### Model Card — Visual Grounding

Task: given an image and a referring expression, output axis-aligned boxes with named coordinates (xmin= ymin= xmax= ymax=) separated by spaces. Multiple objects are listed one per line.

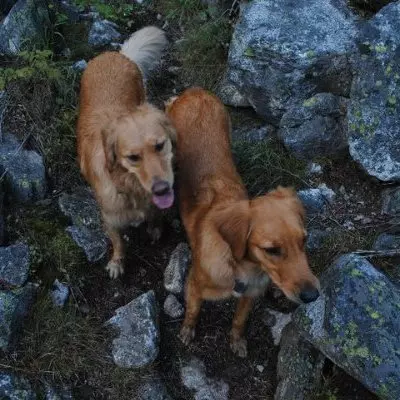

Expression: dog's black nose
xmin=152 ymin=181 xmax=170 ymax=196
xmin=299 ymin=287 xmax=320 ymax=303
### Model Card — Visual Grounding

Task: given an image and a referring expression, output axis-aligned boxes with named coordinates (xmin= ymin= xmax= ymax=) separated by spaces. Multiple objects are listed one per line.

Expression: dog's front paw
xmin=106 ymin=259 xmax=124 ymax=279
xmin=179 ymin=325 xmax=195 ymax=346
xmin=230 ymin=336 xmax=248 ymax=358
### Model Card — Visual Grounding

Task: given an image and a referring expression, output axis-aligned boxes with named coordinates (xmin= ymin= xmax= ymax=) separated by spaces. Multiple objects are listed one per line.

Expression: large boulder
xmin=0 ymin=134 xmax=46 ymax=203
xmin=293 ymin=254 xmax=400 ymax=399
xmin=88 ymin=19 xmax=121 ymax=48
xmin=348 ymin=2 xmax=400 ymax=181
xmin=0 ymin=243 xmax=30 ymax=289
xmin=279 ymin=93 xmax=348 ymax=159
xmin=58 ymin=188 xmax=108 ymax=263
xmin=0 ymin=0 xmax=51 ymax=55
xmin=227 ymin=0 xmax=357 ymax=124
xmin=275 ymin=323 xmax=325 ymax=400
xmin=0 ymin=283 xmax=36 ymax=351
xmin=107 ymin=291 xmax=159 ymax=368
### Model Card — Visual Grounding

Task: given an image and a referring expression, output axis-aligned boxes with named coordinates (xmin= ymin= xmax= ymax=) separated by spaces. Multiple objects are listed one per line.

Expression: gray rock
xmin=0 ymin=134 xmax=46 ymax=203
xmin=0 ymin=372 xmax=36 ymax=399
xmin=216 ymin=76 xmax=250 ymax=108
xmin=44 ymin=384 xmax=73 ymax=400
xmin=0 ymin=284 xmax=36 ymax=351
xmin=293 ymin=253 xmax=400 ymax=400
xmin=163 ymin=294 xmax=184 ymax=319
xmin=227 ymin=0 xmax=357 ymax=124
xmin=108 ymin=291 xmax=159 ymax=368
xmin=58 ymin=188 xmax=108 ymax=263
xmin=66 ymin=225 xmax=107 ymax=263
xmin=306 ymin=162 xmax=323 ymax=177
xmin=50 ymin=279 xmax=69 ymax=307
xmin=181 ymin=358 xmax=229 ymax=400
xmin=348 ymin=3 xmax=400 ymax=182
xmin=231 ymin=125 xmax=275 ymax=143
xmin=274 ymin=323 xmax=325 ymax=400
xmin=0 ymin=0 xmax=51 ymax=55
xmin=88 ymin=19 xmax=121 ymax=48
xmin=264 ymin=309 xmax=292 ymax=346
xmin=71 ymin=59 xmax=87 ymax=72
xmin=138 ymin=375 xmax=172 ymax=400
xmin=0 ymin=243 xmax=30 ymax=288
xmin=297 ymin=184 xmax=336 ymax=215
xmin=381 ymin=187 xmax=400 ymax=216
xmin=279 ymin=93 xmax=348 ymax=159
xmin=306 ymin=229 xmax=330 ymax=252
xmin=164 ymin=243 xmax=191 ymax=295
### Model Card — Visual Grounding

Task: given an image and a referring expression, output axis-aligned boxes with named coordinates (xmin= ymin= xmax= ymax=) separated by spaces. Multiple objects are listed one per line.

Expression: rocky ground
xmin=0 ymin=0 xmax=399 ymax=399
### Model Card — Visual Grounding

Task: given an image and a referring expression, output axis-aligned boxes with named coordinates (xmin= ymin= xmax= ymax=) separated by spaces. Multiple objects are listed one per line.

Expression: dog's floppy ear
xmin=214 ymin=201 xmax=250 ymax=262
xmin=102 ymin=122 xmax=117 ymax=172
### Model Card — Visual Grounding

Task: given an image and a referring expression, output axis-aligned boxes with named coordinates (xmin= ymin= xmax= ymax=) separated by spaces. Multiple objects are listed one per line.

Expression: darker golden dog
xmin=166 ymin=88 xmax=320 ymax=357
xmin=77 ymin=27 xmax=176 ymax=278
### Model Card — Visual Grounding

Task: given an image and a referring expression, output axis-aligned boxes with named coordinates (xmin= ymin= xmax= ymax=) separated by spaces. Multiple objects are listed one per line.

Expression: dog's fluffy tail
xmin=120 ymin=26 xmax=168 ymax=80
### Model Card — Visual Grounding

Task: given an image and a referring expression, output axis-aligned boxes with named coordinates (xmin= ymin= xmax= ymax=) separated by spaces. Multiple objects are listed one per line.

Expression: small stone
xmin=88 ymin=19 xmax=121 ymax=48
xmin=256 ymin=365 xmax=264 ymax=373
xmin=59 ymin=188 xmax=108 ymax=263
xmin=50 ymin=279 xmax=69 ymax=307
xmin=0 ymin=243 xmax=30 ymax=288
xmin=0 ymin=284 xmax=36 ymax=351
xmin=71 ymin=60 xmax=88 ymax=72
xmin=343 ymin=220 xmax=355 ymax=230
xmin=164 ymin=243 xmax=191 ymax=295
xmin=0 ymin=134 xmax=46 ymax=203
xmin=264 ymin=309 xmax=292 ymax=346
xmin=107 ymin=291 xmax=159 ymax=368
xmin=163 ymin=294 xmax=184 ymax=318
xmin=216 ymin=75 xmax=250 ymax=108
xmin=181 ymin=357 xmax=229 ymax=400
xmin=297 ymin=184 xmax=335 ymax=216
xmin=306 ymin=162 xmax=323 ymax=177
xmin=0 ymin=372 xmax=35 ymax=399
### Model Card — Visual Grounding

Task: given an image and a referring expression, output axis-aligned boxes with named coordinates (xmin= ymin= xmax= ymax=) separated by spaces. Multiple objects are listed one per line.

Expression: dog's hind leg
xmin=105 ymin=226 xmax=125 ymax=279
xmin=230 ymin=296 xmax=253 ymax=358
xmin=179 ymin=269 xmax=202 ymax=345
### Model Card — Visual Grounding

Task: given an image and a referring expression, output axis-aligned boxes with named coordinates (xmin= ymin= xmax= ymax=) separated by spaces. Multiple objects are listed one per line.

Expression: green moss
xmin=303 ymin=96 xmax=318 ymax=107
xmin=374 ymin=44 xmax=387 ymax=53
xmin=385 ymin=64 xmax=393 ymax=76
xmin=305 ymin=50 xmax=316 ymax=58
xmin=376 ymin=80 xmax=383 ymax=87
xmin=244 ymin=47 xmax=256 ymax=58
xmin=350 ymin=268 xmax=363 ymax=277
xmin=387 ymin=95 xmax=397 ymax=107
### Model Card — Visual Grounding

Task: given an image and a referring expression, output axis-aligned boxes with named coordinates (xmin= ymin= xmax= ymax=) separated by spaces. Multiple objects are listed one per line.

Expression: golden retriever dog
xmin=166 ymin=88 xmax=320 ymax=357
xmin=77 ymin=26 xmax=176 ymax=278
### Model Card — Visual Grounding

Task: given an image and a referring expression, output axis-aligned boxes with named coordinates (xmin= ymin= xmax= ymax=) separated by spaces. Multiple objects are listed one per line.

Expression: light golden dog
xmin=77 ymin=27 xmax=176 ymax=278
xmin=166 ymin=88 xmax=320 ymax=357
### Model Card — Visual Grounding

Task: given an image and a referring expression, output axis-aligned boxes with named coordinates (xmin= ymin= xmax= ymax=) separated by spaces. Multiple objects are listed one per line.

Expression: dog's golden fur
xmin=77 ymin=27 xmax=176 ymax=278
xmin=166 ymin=88 xmax=320 ymax=357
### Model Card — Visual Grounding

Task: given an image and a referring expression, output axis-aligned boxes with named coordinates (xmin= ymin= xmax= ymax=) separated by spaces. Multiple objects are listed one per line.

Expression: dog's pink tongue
xmin=152 ymin=191 xmax=174 ymax=209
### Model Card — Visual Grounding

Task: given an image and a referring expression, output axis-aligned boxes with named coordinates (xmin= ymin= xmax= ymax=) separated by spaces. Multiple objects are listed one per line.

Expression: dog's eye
xmin=155 ymin=141 xmax=165 ymax=152
xmin=128 ymin=154 xmax=140 ymax=163
xmin=265 ymin=247 xmax=282 ymax=256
